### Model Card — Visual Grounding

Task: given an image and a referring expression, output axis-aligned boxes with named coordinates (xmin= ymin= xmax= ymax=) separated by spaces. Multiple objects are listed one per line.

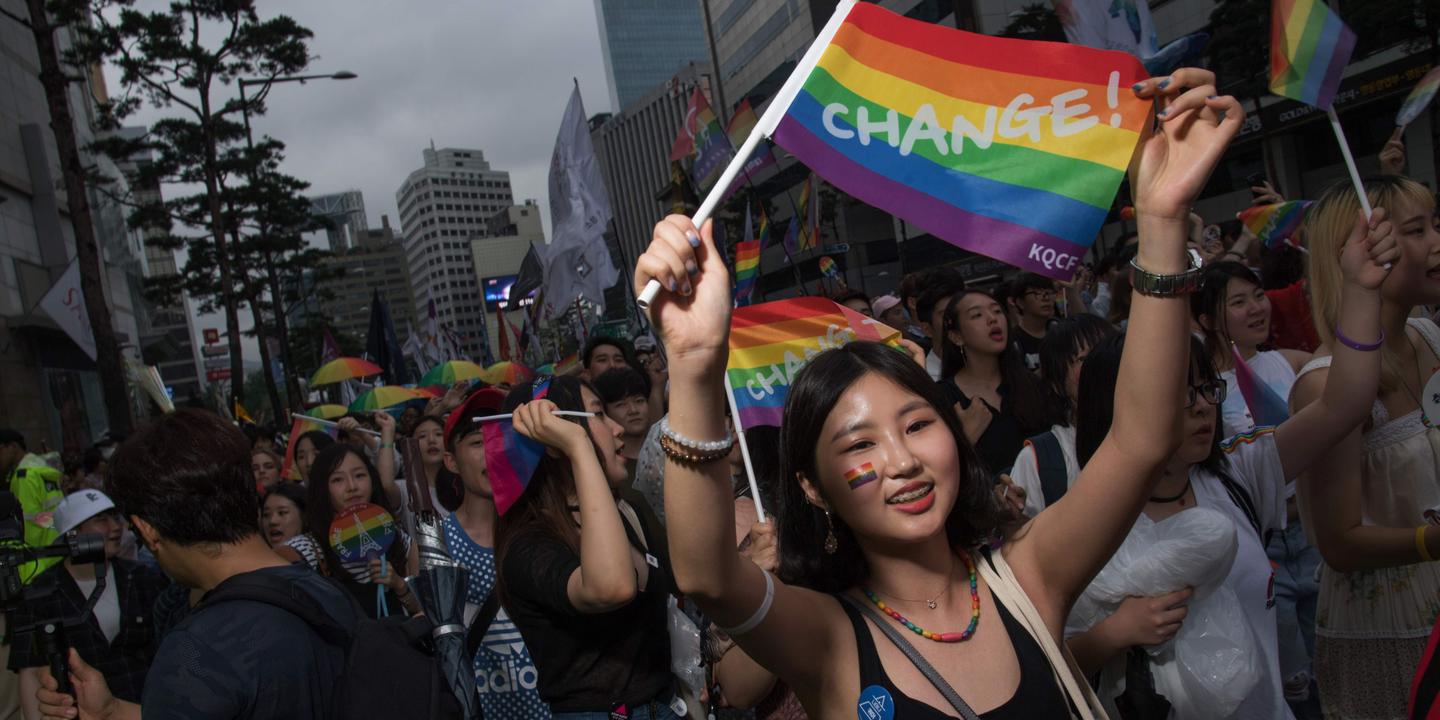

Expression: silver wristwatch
xmin=1128 ymin=249 xmax=1203 ymax=297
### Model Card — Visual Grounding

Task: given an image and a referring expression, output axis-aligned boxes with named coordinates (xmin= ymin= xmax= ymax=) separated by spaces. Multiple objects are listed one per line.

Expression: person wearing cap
xmin=439 ymin=388 xmax=551 ymax=719
xmin=10 ymin=490 xmax=166 ymax=720
xmin=872 ymin=294 xmax=908 ymax=333
xmin=0 ymin=429 xmax=65 ymax=584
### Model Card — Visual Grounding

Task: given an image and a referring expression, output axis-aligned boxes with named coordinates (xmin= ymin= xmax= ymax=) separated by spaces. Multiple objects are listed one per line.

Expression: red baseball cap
xmin=443 ymin=387 xmax=507 ymax=449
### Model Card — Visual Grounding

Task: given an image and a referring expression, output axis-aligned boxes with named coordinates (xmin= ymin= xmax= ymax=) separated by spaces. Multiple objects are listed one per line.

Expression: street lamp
xmin=235 ymin=70 xmax=357 ymax=415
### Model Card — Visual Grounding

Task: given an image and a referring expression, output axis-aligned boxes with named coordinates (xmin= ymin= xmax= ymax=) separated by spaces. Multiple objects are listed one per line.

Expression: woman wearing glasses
xmin=1061 ymin=208 xmax=1397 ymax=719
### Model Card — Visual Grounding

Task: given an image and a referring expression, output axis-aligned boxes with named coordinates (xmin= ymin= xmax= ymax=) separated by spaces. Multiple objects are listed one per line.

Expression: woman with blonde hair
xmin=1293 ymin=174 xmax=1440 ymax=718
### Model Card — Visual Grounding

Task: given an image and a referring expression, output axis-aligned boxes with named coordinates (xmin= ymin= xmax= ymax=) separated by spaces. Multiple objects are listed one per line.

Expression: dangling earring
xmin=824 ymin=510 xmax=839 ymax=554
xmin=958 ymin=345 xmax=968 ymax=365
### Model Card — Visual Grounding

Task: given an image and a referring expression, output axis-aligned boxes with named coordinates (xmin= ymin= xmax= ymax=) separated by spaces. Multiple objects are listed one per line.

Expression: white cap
xmin=54 ymin=490 xmax=116 ymax=536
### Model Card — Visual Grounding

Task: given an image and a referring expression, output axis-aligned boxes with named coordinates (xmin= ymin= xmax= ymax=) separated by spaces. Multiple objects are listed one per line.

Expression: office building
xmin=471 ymin=203 xmax=544 ymax=363
xmin=309 ymin=190 xmax=368 ymax=252
xmin=315 ymin=214 xmax=417 ymax=349
xmin=395 ymin=146 xmax=514 ymax=361
xmin=590 ymin=62 xmax=716 ymax=287
xmin=1 ymin=15 xmax=149 ymax=451
xmin=594 ymin=0 xmax=710 ymax=111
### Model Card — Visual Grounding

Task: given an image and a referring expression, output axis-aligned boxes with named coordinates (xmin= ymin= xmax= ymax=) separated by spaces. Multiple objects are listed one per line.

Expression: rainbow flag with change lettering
xmin=766 ymin=1 xmax=1149 ymax=280
xmin=727 ymin=297 xmax=901 ymax=428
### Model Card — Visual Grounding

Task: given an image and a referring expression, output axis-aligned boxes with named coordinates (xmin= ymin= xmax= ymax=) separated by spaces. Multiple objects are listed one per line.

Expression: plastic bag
xmin=1069 ymin=507 xmax=1257 ymax=718
xmin=668 ymin=596 xmax=706 ymax=706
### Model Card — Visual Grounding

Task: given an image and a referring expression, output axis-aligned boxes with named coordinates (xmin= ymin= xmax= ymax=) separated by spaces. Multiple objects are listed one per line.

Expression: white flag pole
xmin=1327 ymin=107 xmax=1374 ymax=218
xmin=723 ymin=373 xmax=766 ymax=522
xmin=637 ymin=0 xmax=859 ymax=310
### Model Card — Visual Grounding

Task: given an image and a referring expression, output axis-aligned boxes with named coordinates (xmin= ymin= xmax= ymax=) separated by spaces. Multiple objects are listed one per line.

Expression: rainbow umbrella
xmin=349 ymin=386 xmax=429 ymax=412
xmin=410 ymin=385 xmax=445 ymax=398
xmin=533 ymin=363 xmax=555 ymax=376
xmin=482 ymin=361 xmax=534 ymax=386
xmin=304 ymin=404 xmax=349 ymax=420
xmin=419 ymin=360 xmax=485 ymax=387
xmin=309 ymin=357 xmax=383 ymax=386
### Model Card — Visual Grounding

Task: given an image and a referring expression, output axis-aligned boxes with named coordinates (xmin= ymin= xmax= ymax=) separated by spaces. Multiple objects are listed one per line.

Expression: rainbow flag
xmin=483 ymin=421 xmax=545 ymax=516
xmin=782 ymin=177 xmax=814 ymax=254
xmin=845 ymin=462 xmax=879 ymax=489
xmin=757 ymin=206 xmax=773 ymax=249
xmin=819 ymin=255 xmax=841 ymax=282
xmin=673 ymin=88 xmax=734 ymax=191
xmin=555 ymin=352 xmax=581 ymax=376
xmin=1269 ymin=0 xmax=1356 ymax=109
xmin=1233 ymin=345 xmax=1290 ymax=427
xmin=1397 ymin=67 xmax=1440 ymax=127
xmin=727 ymin=297 xmax=902 ymax=428
xmin=723 ymin=99 xmax=778 ymax=197
xmin=1238 ymin=201 xmax=1313 ymax=249
xmin=734 ymin=240 xmax=761 ymax=306
xmin=764 ymin=1 xmax=1148 ymax=280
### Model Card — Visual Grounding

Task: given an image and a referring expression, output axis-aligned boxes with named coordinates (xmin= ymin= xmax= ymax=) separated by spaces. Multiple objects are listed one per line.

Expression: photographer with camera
xmin=11 ymin=491 xmax=165 ymax=720
xmin=34 ymin=409 xmax=361 ymax=720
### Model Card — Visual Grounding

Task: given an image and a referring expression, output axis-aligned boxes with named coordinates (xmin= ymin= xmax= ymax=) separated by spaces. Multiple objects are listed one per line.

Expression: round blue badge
xmin=857 ymin=684 xmax=895 ymax=720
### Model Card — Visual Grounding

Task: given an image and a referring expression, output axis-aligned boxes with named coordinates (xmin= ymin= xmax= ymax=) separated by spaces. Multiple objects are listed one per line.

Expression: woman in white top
xmin=1294 ymin=175 xmax=1440 ymax=719
xmin=1192 ymin=261 xmax=1310 ymax=437
xmin=1064 ymin=208 xmax=1397 ymax=719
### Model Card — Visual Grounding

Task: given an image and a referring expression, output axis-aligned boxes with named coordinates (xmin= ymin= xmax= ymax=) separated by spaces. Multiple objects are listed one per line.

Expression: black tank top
xmin=839 ymin=590 xmax=1071 ymax=719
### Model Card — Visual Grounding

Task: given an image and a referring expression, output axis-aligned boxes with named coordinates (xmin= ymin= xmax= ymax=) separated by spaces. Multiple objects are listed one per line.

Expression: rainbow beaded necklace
xmin=862 ymin=550 xmax=981 ymax=642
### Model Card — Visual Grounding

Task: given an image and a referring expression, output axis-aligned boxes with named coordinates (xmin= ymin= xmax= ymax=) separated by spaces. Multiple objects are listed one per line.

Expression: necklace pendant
xmin=927 ymin=600 xmax=938 ymax=610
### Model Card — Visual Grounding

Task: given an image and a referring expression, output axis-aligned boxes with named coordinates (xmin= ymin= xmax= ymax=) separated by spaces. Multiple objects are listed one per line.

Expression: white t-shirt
xmin=74 ymin=565 xmax=120 ymax=643
xmin=1008 ymin=424 xmax=1079 ymax=518
xmin=1188 ymin=429 xmax=1291 ymax=720
xmin=925 ymin=350 xmax=943 ymax=381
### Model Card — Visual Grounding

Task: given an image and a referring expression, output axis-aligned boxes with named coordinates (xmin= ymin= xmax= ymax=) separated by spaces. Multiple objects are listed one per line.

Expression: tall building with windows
xmin=309 ymin=190 xmax=368 ymax=252
xmin=395 ymin=146 xmax=513 ymax=361
xmin=316 ymin=215 xmax=417 ymax=347
xmin=593 ymin=0 xmax=710 ymax=111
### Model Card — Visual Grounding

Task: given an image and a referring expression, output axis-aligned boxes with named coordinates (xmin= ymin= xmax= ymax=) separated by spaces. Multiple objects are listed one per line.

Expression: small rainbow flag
xmin=727 ymin=297 xmax=902 ymax=428
xmin=1238 ymin=201 xmax=1313 ymax=249
xmin=757 ymin=206 xmax=773 ymax=249
xmin=1269 ymin=0 xmax=1356 ymax=109
xmin=819 ymin=256 xmax=841 ymax=282
xmin=672 ymin=88 xmax=734 ymax=191
xmin=1397 ymin=67 xmax=1440 ymax=127
xmin=782 ymin=176 xmax=814 ymax=254
xmin=723 ymin=99 xmax=777 ymax=197
xmin=555 ymin=352 xmax=581 ymax=376
xmin=483 ymin=420 xmax=546 ymax=516
xmin=1233 ymin=345 xmax=1290 ymax=427
xmin=765 ymin=2 xmax=1149 ymax=280
xmin=734 ymin=240 xmax=761 ymax=306
xmin=845 ymin=463 xmax=879 ymax=489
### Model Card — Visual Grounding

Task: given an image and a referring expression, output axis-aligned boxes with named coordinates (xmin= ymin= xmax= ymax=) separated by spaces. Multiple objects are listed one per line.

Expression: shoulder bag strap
xmin=1028 ymin=431 xmax=1069 ymax=507
xmin=836 ymin=594 xmax=981 ymax=720
xmin=976 ymin=547 xmax=1107 ymax=720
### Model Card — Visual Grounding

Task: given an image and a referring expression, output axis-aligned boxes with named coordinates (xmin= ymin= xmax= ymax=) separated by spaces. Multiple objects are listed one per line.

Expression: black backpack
xmin=200 ymin=572 xmax=468 ymax=720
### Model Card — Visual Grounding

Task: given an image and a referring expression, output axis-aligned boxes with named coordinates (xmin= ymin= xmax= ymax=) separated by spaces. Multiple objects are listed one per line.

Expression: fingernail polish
xmin=1156 ymin=108 xmax=1168 ymax=118
xmin=1207 ymin=95 xmax=1217 ymax=100
xmin=1131 ymin=82 xmax=1144 ymax=92
xmin=687 ymin=231 xmax=701 ymax=248
xmin=668 ymin=278 xmax=678 ymax=292
xmin=686 ymin=260 xmax=699 ymax=275
xmin=1158 ymin=78 xmax=1171 ymax=89
xmin=682 ymin=282 xmax=693 ymax=295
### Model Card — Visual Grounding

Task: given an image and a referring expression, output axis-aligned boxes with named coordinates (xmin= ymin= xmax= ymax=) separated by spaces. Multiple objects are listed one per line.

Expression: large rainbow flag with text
xmin=762 ymin=1 xmax=1150 ymax=280
xmin=726 ymin=297 xmax=901 ymax=428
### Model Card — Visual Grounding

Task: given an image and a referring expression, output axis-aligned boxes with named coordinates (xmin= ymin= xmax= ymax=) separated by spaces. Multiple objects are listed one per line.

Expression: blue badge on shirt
xmin=858 ymin=685 xmax=894 ymax=720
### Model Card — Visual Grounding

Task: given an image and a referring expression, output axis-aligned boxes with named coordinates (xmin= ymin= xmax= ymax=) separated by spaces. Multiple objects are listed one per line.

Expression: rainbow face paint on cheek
xmin=845 ymin=463 xmax=879 ymax=490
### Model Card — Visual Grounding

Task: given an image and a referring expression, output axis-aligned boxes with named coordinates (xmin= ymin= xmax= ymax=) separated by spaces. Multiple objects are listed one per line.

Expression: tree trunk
xmin=198 ymin=94 xmax=245 ymax=407
xmin=265 ymin=253 xmax=303 ymax=410
xmin=248 ymin=293 xmax=284 ymax=424
xmin=25 ymin=0 xmax=133 ymax=434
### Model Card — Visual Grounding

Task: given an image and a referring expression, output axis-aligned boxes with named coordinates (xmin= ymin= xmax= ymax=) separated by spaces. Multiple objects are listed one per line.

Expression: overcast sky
xmin=105 ymin=1 xmax=615 ymax=375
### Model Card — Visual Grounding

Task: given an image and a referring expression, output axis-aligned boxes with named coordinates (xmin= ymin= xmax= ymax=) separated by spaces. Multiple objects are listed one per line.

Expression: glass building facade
xmin=594 ymin=0 xmax=710 ymax=111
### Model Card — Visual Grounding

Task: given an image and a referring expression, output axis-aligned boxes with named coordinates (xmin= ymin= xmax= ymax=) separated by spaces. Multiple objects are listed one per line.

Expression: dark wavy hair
xmin=493 ymin=376 xmax=606 ymax=605
xmin=305 ymin=444 xmax=407 ymax=578
xmin=1075 ymin=333 xmax=1227 ymax=477
xmin=776 ymin=342 xmax=1003 ymax=594
xmin=1038 ymin=315 xmax=1118 ymax=423
xmin=940 ymin=289 xmax=1058 ymax=431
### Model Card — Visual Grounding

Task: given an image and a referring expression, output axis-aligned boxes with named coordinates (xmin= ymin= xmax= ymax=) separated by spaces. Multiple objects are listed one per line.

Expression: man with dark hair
xmin=914 ymin=275 xmax=968 ymax=381
xmin=0 ymin=428 xmax=64 ymax=583
xmin=35 ymin=408 xmax=361 ymax=720
xmin=581 ymin=336 xmax=632 ymax=380
xmin=1007 ymin=273 xmax=1058 ymax=371
xmin=594 ymin=367 xmax=653 ymax=482
xmin=439 ymin=390 xmax=550 ymax=719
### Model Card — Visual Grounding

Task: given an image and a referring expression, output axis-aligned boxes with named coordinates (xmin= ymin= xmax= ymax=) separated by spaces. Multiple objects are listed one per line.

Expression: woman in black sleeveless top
xmin=635 ymin=67 xmax=1241 ymax=719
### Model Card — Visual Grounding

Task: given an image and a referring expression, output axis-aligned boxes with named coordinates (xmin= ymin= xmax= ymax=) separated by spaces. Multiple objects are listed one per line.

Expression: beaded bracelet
xmin=1335 ymin=326 xmax=1384 ymax=352
xmin=659 ymin=433 xmax=733 ymax=465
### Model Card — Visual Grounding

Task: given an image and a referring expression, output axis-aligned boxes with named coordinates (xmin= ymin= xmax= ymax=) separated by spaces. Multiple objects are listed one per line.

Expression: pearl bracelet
xmin=658 ymin=417 xmax=735 ymax=465
xmin=658 ymin=416 xmax=735 ymax=453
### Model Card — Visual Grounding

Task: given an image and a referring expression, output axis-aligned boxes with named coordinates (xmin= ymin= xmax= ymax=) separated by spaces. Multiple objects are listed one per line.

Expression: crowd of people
xmin=0 ymin=66 xmax=1437 ymax=720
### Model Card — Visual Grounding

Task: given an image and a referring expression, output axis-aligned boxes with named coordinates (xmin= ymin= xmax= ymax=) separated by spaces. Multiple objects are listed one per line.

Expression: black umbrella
xmin=403 ymin=439 xmax=478 ymax=719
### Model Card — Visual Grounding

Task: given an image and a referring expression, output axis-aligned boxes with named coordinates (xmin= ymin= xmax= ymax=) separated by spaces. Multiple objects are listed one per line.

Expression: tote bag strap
xmin=836 ymin=594 xmax=981 ymax=720
xmin=976 ymin=546 xmax=1107 ymax=720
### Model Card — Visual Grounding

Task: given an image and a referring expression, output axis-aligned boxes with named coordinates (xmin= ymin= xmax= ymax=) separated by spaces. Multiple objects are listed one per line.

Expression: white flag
xmin=39 ymin=261 xmax=96 ymax=360
xmin=541 ymin=84 xmax=617 ymax=319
